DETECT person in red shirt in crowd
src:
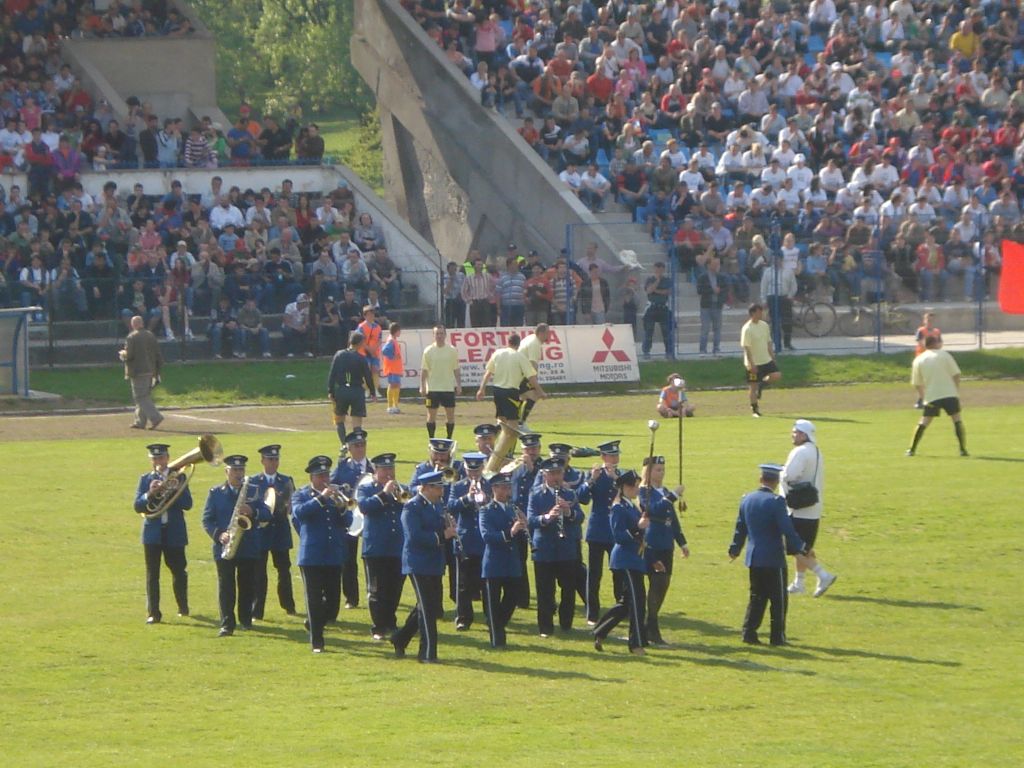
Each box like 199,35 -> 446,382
982,155 -> 1007,183
586,69 -> 614,107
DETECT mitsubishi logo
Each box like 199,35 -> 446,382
592,328 -> 630,363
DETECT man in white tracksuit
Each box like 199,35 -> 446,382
780,419 -> 837,598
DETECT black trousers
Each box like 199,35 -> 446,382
342,534 -> 360,607
645,547 -> 675,641
516,536 -> 531,609
585,542 -> 624,622
300,564 -> 342,650
469,298 -> 491,327
394,574 -> 443,661
455,553 -> 484,628
215,558 -> 257,631
253,549 -> 295,618
534,559 -> 577,634
363,556 -> 405,636
143,540 -> 187,619
593,569 -> 648,650
484,577 -> 520,648
743,565 -> 789,644
445,542 -> 457,602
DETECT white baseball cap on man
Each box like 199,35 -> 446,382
793,419 -> 816,440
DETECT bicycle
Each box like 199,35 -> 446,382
793,294 -> 838,337
837,298 -> 913,337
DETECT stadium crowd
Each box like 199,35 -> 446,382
403,0 -> 1019,307
0,173 -> 411,357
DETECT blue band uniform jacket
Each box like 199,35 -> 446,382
479,499 -> 524,579
639,486 -> 687,563
409,460 -> 464,504
251,473 -> 295,552
446,477 -> 491,558
728,487 -> 806,567
135,471 -> 192,547
201,483 -> 272,561
291,484 -> 354,567
609,498 -> 646,573
526,484 -> 584,562
356,477 -> 405,558
330,457 -> 372,495
584,470 -> 616,545
401,494 -> 448,576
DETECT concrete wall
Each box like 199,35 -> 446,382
352,0 -> 625,270
62,34 -> 224,128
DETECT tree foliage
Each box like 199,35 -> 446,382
190,0 -> 373,116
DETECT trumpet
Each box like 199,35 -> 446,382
386,481 -> 411,503
434,463 -> 458,483
316,483 -> 358,510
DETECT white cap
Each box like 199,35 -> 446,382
793,419 -> 816,440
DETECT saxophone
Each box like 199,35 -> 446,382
221,477 -> 255,560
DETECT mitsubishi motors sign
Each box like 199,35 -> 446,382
394,324 -> 640,388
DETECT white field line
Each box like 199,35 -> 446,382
172,413 -> 302,433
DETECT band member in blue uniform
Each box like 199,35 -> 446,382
510,432 -> 543,609
639,456 -> 689,646
543,443 -> 592,607
391,470 -> 457,663
728,463 -> 807,646
473,423 -> 498,458
356,453 -> 407,640
202,455 -> 271,637
446,452 -> 491,630
330,428 -> 371,611
252,444 -> 297,619
291,455 -> 353,653
593,470 -> 649,655
409,438 -> 465,496
409,437 -> 464,600
527,456 -> 584,637
479,471 -> 528,648
584,440 -> 623,625
134,443 -> 192,624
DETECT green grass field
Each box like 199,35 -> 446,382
2,386 -> 1021,766
19,349 -> 1024,409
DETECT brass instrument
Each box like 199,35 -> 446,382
257,486 -> 277,528
511,504 -> 528,537
348,509 -> 365,536
317,484 -> 358,511
499,456 -> 525,474
388,482 -> 412,503
143,434 -> 223,519
434,464 -> 457,483
222,476 -> 256,560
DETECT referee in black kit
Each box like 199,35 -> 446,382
328,331 -> 376,444
475,334 -> 547,432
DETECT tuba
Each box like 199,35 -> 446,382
143,434 -> 223,519
222,476 -> 256,560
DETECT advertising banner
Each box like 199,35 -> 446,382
391,325 -> 639,388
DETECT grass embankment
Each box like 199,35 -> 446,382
20,349 -> 1024,410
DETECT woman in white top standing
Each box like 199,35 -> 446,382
781,419 -> 837,598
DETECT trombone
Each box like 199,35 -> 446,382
316,484 -> 358,511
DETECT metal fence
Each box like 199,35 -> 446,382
560,218 -> 1020,358
18,266 -> 441,366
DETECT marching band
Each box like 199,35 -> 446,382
134,420 -> 698,660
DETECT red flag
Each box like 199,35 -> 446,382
999,240 -> 1024,314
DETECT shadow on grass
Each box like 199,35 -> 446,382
769,414 -> 867,424
798,643 -> 961,667
970,455 -> 1024,463
441,655 -> 625,681
829,594 -> 983,612
661,614 -> 736,638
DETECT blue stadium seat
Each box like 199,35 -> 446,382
875,51 -> 893,68
808,34 -> 824,53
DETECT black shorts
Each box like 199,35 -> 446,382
333,390 -> 367,418
923,397 -> 960,417
790,517 -> 819,550
493,387 -> 524,421
425,391 -> 456,410
746,360 -> 779,383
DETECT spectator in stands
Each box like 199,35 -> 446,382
282,293 -> 313,357
258,116 -> 292,162
368,247 -> 401,309
495,257 -> 526,327
341,248 -> 371,303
